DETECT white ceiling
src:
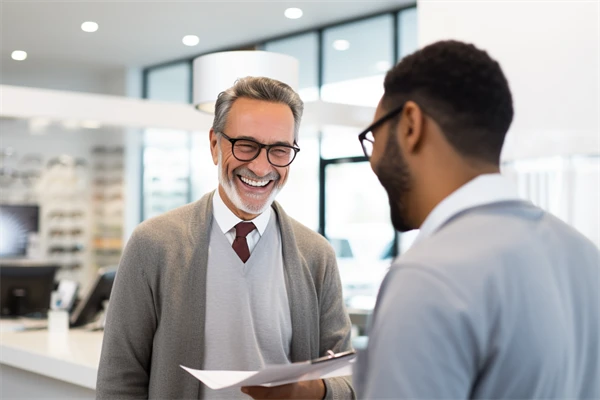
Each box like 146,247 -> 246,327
1,0 -> 413,81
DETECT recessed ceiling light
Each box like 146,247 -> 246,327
62,119 -> 79,130
182,35 -> 200,47
81,21 -> 99,33
11,50 -> 27,61
376,60 -> 392,72
81,120 -> 101,129
29,118 -> 51,134
332,40 -> 350,51
284,8 -> 303,19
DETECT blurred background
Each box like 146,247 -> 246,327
0,0 -> 598,368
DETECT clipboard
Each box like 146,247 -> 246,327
181,349 -> 356,389
311,349 -> 356,364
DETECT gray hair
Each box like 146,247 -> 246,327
212,76 -> 304,143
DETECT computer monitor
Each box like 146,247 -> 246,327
0,264 -> 60,317
70,267 -> 116,327
0,205 -> 40,258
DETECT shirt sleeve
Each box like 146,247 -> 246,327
357,265 -> 479,399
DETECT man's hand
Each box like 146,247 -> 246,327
241,379 -> 326,400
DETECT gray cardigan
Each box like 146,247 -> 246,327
96,192 -> 355,399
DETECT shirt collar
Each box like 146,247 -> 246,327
212,188 -> 272,236
414,173 -> 522,244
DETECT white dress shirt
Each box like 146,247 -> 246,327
212,189 -> 272,253
414,173 -> 522,244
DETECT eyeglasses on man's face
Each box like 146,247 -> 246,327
358,104 -> 405,159
217,132 -> 300,168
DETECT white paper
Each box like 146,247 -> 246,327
181,354 -> 355,390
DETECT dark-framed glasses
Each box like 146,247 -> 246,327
218,132 -> 300,167
358,103 -> 405,159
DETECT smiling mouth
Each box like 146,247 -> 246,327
238,175 -> 271,188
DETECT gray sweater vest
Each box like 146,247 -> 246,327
203,212 -> 292,399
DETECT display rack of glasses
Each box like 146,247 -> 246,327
0,143 -> 127,284
91,146 -> 125,269
1,150 -> 89,279
0,148 -> 45,204
39,155 -> 90,282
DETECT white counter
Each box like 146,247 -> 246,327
0,320 -> 102,399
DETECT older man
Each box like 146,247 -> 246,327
97,77 -> 354,400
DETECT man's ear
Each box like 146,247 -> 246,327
398,100 -> 425,155
209,129 -> 219,165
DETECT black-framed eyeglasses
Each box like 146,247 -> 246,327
358,103 -> 405,159
218,132 -> 300,167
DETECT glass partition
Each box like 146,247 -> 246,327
323,160 -> 395,310
146,62 -> 191,104
398,7 -> 418,59
321,14 -> 394,107
264,33 -> 320,102
142,130 -> 191,220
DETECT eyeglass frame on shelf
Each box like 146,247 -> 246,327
358,103 -> 405,159
217,131 -> 300,167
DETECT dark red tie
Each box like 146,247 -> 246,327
232,222 -> 256,263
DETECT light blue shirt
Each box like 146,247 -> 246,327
355,174 -> 600,399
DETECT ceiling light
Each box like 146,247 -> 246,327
193,51 -> 299,113
11,50 -> 27,61
62,119 -> 79,130
81,120 -> 101,129
332,40 -> 350,51
376,60 -> 392,72
284,8 -> 303,19
29,118 -> 51,134
182,35 -> 200,47
81,21 -> 99,33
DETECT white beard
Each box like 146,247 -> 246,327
217,147 -> 282,215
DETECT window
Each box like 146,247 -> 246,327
142,130 -> 191,220
323,160 -> 395,310
276,129 -> 320,231
398,7 -> 418,60
190,131 -> 218,202
320,125 -> 365,159
264,33 -> 319,102
321,14 -> 394,107
143,62 -> 193,219
146,62 -> 191,104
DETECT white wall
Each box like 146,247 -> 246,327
418,0 -> 600,160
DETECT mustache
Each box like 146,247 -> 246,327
233,166 -> 280,182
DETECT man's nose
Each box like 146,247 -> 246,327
247,148 -> 273,177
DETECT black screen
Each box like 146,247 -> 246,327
0,265 -> 59,317
0,205 -> 40,257
70,268 -> 116,327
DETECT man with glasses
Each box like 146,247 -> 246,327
97,77 -> 354,400
355,40 -> 599,398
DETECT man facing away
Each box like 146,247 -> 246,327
355,40 -> 599,399
96,77 -> 354,400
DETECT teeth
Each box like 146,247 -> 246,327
240,176 -> 269,187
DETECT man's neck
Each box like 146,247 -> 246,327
411,164 -> 500,228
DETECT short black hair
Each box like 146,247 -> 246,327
383,40 -> 513,164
